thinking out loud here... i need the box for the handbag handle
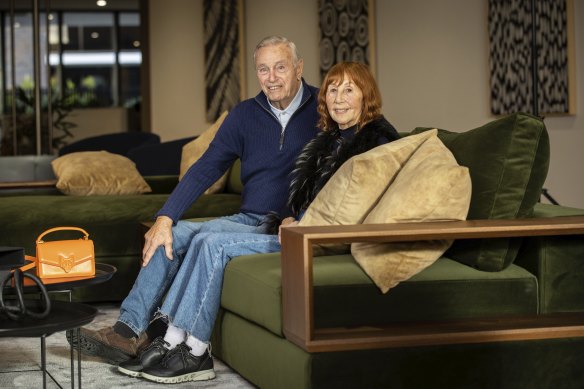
[37,226,90,243]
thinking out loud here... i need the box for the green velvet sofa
[207,113,584,388]
[1,113,584,388]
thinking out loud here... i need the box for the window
[1,7,142,155]
[3,10,141,109]
[119,12,141,108]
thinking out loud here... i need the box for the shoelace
[160,343,192,366]
[143,337,170,353]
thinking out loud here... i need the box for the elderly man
[72,36,318,383]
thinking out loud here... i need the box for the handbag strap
[19,255,37,272]
[37,226,89,243]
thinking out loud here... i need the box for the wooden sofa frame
[280,216,584,353]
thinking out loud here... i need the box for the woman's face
[325,75,363,130]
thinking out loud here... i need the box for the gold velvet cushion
[179,111,229,194]
[351,135,472,293]
[299,129,438,228]
[52,151,152,196]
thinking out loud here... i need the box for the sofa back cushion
[52,151,152,196]
[0,155,56,182]
[179,111,229,194]
[411,112,549,271]
[129,136,196,176]
[58,132,160,156]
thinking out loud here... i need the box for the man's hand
[278,217,298,244]
[142,216,174,267]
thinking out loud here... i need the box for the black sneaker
[118,336,170,377]
[141,342,215,383]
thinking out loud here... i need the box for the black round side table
[1,263,116,389]
[0,300,97,389]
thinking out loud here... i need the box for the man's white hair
[253,35,301,65]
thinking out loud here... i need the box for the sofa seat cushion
[0,193,241,257]
[221,253,539,337]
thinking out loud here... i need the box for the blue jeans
[118,213,281,342]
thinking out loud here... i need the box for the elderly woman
[276,61,399,234]
[116,62,399,381]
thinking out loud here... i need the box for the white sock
[163,324,186,349]
[185,334,208,356]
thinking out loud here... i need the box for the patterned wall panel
[204,0,243,122]
[488,0,573,115]
[319,0,374,80]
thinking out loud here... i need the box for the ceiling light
[96,0,107,6]
[91,32,99,39]
[132,40,140,48]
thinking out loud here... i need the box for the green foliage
[1,87,77,155]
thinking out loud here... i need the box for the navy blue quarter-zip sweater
[156,80,319,223]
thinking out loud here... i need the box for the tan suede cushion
[52,151,151,196]
[179,111,229,194]
[352,135,472,293]
[299,129,437,228]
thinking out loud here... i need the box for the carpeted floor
[0,303,255,388]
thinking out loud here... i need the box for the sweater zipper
[279,96,311,150]
[257,91,311,151]
[279,126,285,150]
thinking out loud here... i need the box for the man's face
[255,43,303,110]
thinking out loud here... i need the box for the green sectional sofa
[1,112,584,388]
[209,113,584,388]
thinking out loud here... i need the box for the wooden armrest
[280,216,584,352]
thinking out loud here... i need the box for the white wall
[541,0,584,209]
[376,0,492,130]
[244,0,320,97]
[148,0,206,141]
[376,0,584,209]
[147,0,584,208]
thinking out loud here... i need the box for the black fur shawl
[264,116,399,234]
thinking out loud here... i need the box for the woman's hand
[278,217,299,244]
[142,216,174,267]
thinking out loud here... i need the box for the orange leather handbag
[22,227,95,279]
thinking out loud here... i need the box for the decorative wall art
[488,0,575,115]
[203,0,245,122]
[318,0,376,80]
